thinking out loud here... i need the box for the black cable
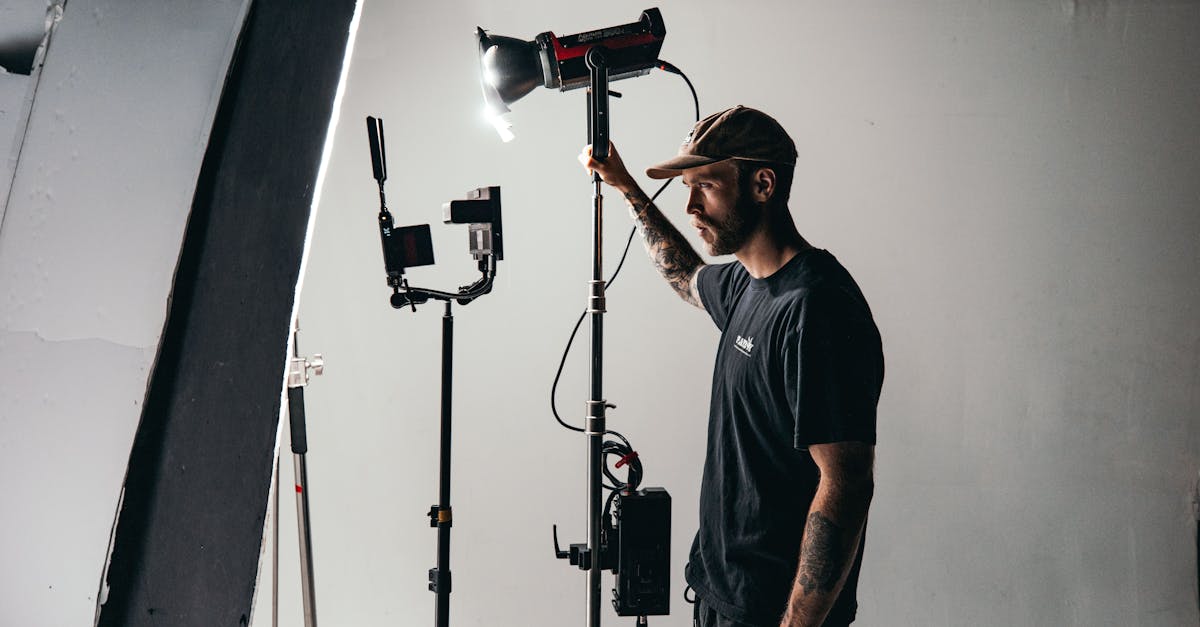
[657,60,700,122]
[607,58,699,292]
[550,60,701,434]
[602,431,642,492]
[550,311,586,432]
[549,179,669,433]
[606,177,670,291]
[600,430,643,522]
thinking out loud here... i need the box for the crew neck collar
[746,247,823,290]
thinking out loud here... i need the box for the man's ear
[751,167,777,204]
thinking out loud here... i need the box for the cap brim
[644,154,728,179]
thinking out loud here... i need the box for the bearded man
[579,105,885,627]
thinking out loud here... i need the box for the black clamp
[428,567,452,593]
[428,505,452,528]
[553,524,593,570]
[585,400,615,435]
[588,279,607,313]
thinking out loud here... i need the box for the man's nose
[685,188,703,214]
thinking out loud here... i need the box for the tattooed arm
[578,142,706,309]
[623,186,706,308]
[780,442,875,627]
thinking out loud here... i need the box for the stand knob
[288,354,326,388]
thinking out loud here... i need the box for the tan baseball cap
[645,105,797,179]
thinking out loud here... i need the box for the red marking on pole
[295,484,303,494]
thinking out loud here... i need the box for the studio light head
[476,8,666,142]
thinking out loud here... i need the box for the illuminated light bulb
[483,106,514,143]
[483,68,500,88]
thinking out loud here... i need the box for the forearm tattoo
[796,511,851,595]
[623,189,704,308]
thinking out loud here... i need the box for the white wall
[0,0,48,222]
[277,1,1192,626]
[0,69,28,215]
[0,1,250,625]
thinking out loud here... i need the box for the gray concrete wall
[0,1,250,625]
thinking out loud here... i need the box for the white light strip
[280,0,365,446]
[292,0,364,321]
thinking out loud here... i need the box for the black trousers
[692,596,852,627]
[693,596,761,627]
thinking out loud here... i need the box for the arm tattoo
[624,189,704,308]
[796,511,851,595]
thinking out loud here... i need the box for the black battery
[611,487,671,616]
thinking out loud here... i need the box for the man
[579,106,884,627]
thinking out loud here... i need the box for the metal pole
[586,177,605,627]
[584,46,610,627]
[272,455,280,627]
[289,384,318,627]
[431,300,454,627]
[287,324,322,627]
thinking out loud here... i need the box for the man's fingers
[579,142,628,184]
[577,150,595,175]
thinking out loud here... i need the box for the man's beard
[704,191,763,256]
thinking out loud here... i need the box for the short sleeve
[697,262,750,331]
[785,287,884,449]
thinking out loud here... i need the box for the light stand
[368,115,503,627]
[270,319,324,627]
[391,239,498,627]
[288,328,324,627]
[389,250,498,627]
[475,10,666,627]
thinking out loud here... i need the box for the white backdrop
[261,1,1200,626]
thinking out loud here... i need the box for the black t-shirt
[685,248,884,626]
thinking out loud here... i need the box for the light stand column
[286,328,324,627]
[290,423,317,627]
[584,46,611,627]
[429,300,455,627]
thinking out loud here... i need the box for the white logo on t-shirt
[734,334,755,357]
